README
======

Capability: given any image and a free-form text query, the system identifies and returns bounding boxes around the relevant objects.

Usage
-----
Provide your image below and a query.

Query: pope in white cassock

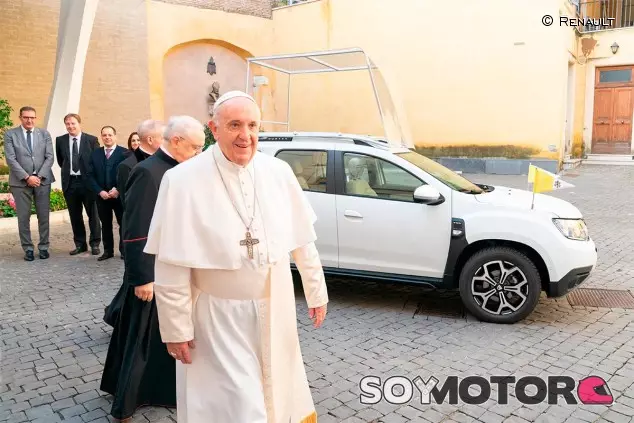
[143,90,329,423]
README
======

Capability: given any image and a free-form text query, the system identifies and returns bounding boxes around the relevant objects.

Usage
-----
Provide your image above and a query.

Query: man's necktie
[26,130,32,155]
[72,137,80,173]
[105,148,112,159]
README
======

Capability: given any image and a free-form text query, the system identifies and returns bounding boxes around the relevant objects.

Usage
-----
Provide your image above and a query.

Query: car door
[334,148,452,279]
[274,148,339,268]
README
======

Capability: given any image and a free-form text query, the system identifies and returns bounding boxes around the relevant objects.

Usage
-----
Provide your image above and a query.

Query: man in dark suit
[3,106,55,261]
[55,113,101,256]
[103,119,163,327]
[116,119,163,209]
[100,115,204,421]
[86,126,130,261]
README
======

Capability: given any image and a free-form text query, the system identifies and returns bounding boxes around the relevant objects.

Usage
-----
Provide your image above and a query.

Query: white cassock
[144,143,329,423]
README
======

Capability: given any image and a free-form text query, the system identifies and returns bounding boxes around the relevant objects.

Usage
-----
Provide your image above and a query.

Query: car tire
[459,247,541,324]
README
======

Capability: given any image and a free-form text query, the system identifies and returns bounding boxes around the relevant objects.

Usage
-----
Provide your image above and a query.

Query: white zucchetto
[212,90,257,114]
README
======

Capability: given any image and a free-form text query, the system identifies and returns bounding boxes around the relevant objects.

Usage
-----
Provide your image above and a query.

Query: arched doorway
[162,40,252,124]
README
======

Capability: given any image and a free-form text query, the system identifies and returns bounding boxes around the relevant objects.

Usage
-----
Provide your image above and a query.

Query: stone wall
[152,0,273,18]
[163,42,248,125]
[0,0,61,129]
[79,0,151,140]
[0,0,151,144]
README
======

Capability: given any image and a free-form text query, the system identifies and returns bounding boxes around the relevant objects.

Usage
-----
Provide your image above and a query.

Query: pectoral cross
[240,231,259,259]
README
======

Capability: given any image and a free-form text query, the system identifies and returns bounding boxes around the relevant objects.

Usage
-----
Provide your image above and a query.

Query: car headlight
[552,218,589,241]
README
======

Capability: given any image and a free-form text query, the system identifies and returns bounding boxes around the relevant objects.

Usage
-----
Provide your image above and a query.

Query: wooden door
[611,87,633,154]
[592,88,613,153]
[592,66,634,154]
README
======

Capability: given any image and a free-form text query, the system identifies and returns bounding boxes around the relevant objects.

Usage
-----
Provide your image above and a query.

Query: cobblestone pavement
[1,164,633,423]
[467,164,634,292]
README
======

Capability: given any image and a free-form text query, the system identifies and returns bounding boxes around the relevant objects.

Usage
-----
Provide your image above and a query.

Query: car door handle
[344,210,363,218]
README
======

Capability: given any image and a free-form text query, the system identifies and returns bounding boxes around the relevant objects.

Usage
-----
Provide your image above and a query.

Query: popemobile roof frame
[245,47,410,148]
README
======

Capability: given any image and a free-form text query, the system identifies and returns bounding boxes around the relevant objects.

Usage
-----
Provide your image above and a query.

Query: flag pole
[531,166,537,210]
[527,162,531,191]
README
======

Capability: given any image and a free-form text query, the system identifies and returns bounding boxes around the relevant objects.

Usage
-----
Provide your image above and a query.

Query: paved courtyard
[1,164,634,423]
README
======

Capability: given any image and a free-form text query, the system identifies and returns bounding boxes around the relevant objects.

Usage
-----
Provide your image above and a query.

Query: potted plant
[0,98,13,160]
[204,120,216,151]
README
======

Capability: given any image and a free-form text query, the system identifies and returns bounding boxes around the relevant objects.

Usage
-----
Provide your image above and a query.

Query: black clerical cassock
[103,146,152,328]
[100,147,180,421]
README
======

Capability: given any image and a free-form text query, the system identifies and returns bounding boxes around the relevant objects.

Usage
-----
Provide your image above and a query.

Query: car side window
[343,153,424,202]
[275,150,328,193]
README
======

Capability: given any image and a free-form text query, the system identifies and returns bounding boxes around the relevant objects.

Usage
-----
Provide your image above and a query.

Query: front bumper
[546,264,595,298]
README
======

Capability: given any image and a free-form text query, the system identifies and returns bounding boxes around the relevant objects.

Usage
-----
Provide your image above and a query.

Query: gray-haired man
[100,115,205,421]
[3,106,55,261]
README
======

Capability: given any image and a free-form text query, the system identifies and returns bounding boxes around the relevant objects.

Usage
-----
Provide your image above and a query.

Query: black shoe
[70,246,87,255]
[24,251,34,261]
[92,247,101,256]
[98,252,114,261]
[39,250,49,259]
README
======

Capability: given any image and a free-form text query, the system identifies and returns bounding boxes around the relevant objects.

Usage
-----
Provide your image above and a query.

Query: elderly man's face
[171,129,205,163]
[211,97,260,166]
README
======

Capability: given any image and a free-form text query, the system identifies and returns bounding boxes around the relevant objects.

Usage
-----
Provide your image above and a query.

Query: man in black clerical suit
[86,126,131,261]
[55,113,101,255]
[100,115,205,422]
[116,119,164,209]
[103,119,164,328]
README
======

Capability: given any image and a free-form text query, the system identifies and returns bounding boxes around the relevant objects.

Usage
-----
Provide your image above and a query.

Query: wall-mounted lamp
[611,42,619,54]
[253,76,269,87]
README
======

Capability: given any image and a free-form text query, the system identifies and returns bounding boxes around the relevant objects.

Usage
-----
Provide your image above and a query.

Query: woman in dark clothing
[127,132,140,151]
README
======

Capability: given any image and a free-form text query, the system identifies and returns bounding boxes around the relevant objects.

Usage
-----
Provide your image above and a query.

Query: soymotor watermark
[360,375,614,406]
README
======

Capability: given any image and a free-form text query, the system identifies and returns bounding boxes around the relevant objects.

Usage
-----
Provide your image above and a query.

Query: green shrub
[0,188,68,218]
[0,99,13,160]
[203,123,216,151]
[415,144,542,160]
[0,200,15,218]
[50,189,67,211]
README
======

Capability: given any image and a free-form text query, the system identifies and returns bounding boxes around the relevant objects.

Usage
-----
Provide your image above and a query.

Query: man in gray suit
[3,106,55,261]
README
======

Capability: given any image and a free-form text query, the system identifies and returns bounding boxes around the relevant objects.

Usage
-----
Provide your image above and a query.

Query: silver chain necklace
[213,151,260,259]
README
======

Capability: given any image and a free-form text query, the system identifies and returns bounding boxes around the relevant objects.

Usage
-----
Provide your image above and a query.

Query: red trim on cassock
[122,237,148,243]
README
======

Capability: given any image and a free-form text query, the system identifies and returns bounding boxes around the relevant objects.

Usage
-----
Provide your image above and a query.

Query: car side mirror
[413,185,444,205]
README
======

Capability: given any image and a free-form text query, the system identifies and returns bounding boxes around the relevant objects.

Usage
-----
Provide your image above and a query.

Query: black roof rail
[259,136,293,141]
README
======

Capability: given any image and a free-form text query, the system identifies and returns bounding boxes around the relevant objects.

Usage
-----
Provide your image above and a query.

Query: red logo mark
[578,376,613,405]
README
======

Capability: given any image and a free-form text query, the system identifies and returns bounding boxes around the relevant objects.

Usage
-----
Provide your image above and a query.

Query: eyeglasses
[21,116,36,120]
[177,136,204,153]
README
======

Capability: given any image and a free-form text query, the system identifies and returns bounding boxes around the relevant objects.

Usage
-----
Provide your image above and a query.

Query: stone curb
[0,210,77,235]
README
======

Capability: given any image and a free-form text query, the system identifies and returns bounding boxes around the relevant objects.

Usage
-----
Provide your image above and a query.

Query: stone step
[585,154,633,162]
[582,159,634,166]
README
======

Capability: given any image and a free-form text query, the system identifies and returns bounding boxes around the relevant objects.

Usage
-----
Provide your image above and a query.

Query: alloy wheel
[471,260,529,315]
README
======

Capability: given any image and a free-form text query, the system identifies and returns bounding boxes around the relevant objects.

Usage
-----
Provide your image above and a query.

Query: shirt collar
[212,143,255,173]
[21,126,33,134]
[160,145,174,159]
[70,132,82,140]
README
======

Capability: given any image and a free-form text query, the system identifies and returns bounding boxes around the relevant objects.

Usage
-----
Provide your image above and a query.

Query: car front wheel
[458,247,541,324]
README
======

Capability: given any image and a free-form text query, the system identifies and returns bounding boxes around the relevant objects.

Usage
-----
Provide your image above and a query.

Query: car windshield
[395,150,485,193]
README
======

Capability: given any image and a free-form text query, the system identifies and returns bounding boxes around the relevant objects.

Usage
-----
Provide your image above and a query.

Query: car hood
[473,186,583,218]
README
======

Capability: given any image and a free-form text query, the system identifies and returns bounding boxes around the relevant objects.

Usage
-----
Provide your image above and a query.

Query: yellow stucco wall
[571,60,587,158]
[149,0,634,161]
[260,0,576,159]
[576,27,634,155]
[146,1,274,121]
[17,0,634,167]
